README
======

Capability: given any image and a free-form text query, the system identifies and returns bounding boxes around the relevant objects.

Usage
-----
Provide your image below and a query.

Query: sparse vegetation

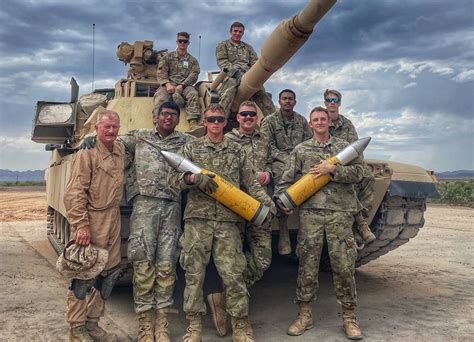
[432,180,474,207]
[0,181,45,186]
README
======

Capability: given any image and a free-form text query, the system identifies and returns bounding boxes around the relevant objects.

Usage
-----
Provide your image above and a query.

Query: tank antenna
[92,23,95,91]
[198,35,202,64]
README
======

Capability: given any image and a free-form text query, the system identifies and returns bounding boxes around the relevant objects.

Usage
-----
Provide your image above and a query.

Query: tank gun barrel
[230,0,337,112]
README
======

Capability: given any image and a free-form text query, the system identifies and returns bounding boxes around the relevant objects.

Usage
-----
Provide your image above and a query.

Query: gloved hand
[194,173,218,194]
[80,136,96,149]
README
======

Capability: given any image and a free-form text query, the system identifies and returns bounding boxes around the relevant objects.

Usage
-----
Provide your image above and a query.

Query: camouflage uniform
[215,39,275,116]
[226,128,272,288]
[155,51,201,121]
[261,109,313,184]
[275,136,364,309]
[170,135,273,317]
[121,128,194,314]
[330,114,375,219]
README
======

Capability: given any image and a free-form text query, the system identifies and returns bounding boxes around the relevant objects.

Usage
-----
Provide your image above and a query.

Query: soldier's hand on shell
[276,198,293,216]
[194,173,218,194]
[80,136,97,150]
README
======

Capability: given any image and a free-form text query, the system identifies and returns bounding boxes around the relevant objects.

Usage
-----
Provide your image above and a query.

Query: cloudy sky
[0,0,473,172]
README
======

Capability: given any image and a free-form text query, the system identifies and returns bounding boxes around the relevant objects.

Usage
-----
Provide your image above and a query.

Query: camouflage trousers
[241,222,272,288]
[180,218,248,317]
[296,209,357,310]
[153,85,201,121]
[355,172,375,220]
[127,195,182,314]
[218,77,275,117]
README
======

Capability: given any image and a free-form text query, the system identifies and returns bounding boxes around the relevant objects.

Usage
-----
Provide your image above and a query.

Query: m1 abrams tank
[31,0,439,272]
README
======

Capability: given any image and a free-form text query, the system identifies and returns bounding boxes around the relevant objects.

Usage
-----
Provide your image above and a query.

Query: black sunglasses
[206,116,226,123]
[177,39,189,44]
[238,111,257,117]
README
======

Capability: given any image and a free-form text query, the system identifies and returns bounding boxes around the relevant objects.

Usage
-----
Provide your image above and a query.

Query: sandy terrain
[0,186,47,221]
[0,187,473,341]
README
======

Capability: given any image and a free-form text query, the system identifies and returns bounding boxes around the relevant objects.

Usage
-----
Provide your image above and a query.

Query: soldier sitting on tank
[154,32,201,129]
[215,21,275,119]
[324,89,376,245]
[275,106,365,340]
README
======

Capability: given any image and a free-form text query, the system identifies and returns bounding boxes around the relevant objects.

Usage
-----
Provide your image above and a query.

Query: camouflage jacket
[121,128,194,203]
[330,114,358,144]
[170,135,272,222]
[275,136,364,212]
[156,50,200,87]
[225,128,272,174]
[216,39,258,74]
[260,109,313,163]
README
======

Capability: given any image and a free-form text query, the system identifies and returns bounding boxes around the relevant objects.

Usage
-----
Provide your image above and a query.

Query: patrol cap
[56,240,108,280]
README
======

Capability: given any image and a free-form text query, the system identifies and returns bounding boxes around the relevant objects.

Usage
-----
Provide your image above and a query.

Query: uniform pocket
[127,233,147,262]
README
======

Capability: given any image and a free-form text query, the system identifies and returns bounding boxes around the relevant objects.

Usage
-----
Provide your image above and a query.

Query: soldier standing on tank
[64,111,125,342]
[275,106,365,340]
[154,32,201,129]
[215,21,275,118]
[206,100,273,337]
[169,103,275,342]
[261,89,313,255]
[324,89,376,244]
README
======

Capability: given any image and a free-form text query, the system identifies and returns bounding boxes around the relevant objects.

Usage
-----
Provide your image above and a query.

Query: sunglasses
[238,111,257,117]
[206,116,226,123]
[325,97,340,104]
[177,39,189,44]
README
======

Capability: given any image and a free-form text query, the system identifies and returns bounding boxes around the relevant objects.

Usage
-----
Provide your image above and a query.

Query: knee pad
[94,265,122,300]
[69,278,95,300]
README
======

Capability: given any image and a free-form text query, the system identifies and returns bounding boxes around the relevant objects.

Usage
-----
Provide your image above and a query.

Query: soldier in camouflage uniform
[169,104,275,342]
[325,89,376,244]
[215,22,275,117]
[206,100,273,337]
[261,89,313,255]
[275,106,365,340]
[121,102,194,342]
[154,32,201,129]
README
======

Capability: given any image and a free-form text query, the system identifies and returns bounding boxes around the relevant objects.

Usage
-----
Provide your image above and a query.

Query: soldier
[215,21,275,117]
[275,106,365,340]
[121,102,194,342]
[170,103,275,342]
[324,89,376,244]
[64,111,124,342]
[261,89,313,255]
[207,100,273,337]
[154,32,201,129]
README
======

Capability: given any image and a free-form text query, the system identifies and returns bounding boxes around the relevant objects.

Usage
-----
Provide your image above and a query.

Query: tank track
[355,194,427,267]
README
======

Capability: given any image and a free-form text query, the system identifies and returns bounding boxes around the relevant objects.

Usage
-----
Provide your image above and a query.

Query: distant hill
[436,170,474,180]
[0,169,45,182]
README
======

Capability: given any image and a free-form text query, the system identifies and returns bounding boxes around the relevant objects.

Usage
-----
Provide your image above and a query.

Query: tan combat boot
[69,325,94,342]
[85,321,117,342]
[342,309,363,340]
[183,314,202,342]
[278,216,291,255]
[231,316,255,342]
[137,310,154,342]
[287,302,313,336]
[155,309,171,342]
[354,212,376,244]
[207,292,228,337]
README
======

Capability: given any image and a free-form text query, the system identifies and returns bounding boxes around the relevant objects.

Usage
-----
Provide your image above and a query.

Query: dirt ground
[0,186,47,221]
[0,187,473,341]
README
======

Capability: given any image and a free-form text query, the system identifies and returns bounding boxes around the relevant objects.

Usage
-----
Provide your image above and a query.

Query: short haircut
[238,100,258,112]
[153,101,181,117]
[230,21,245,32]
[309,106,329,120]
[324,89,342,101]
[177,32,190,39]
[279,89,296,100]
[97,110,120,124]
[204,103,225,116]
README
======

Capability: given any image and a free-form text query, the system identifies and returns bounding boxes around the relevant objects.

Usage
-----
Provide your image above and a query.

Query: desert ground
[0,187,472,341]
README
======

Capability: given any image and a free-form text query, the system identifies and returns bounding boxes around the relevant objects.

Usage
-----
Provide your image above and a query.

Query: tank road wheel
[355,195,427,267]
[47,208,70,256]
